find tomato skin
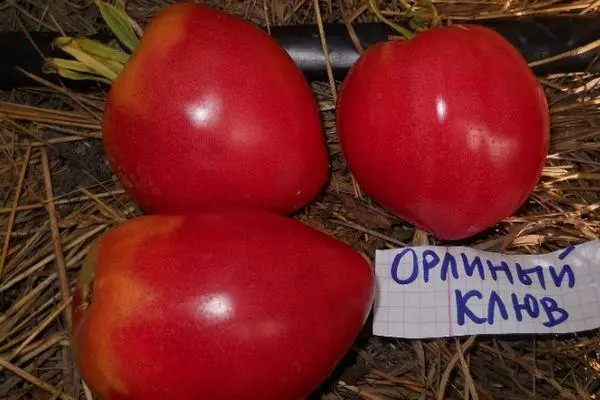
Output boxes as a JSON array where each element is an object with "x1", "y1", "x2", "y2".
[
  {"x1": 71, "y1": 212, "x2": 375, "y2": 400},
  {"x1": 102, "y1": 3, "x2": 329, "y2": 215},
  {"x1": 336, "y1": 25, "x2": 550, "y2": 240}
]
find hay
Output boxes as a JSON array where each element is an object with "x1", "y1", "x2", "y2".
[{"x1": 0, "y1": 0, "x2": 599, "y2": 399}]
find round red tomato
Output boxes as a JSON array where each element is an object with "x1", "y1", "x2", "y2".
[
  {"x1": 336, "y1": 25, "x2": 550, "y2": 240},
  {"x1": 103, "y1": 3, "x2": 328, "y2": 215},
  {"x1": 71, "y1": 211, "x2": 375, "y2": 400}
]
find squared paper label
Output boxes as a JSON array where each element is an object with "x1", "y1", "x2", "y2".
[{"x1": 373, "y1": 240, "x2": 600, "y2": 338}]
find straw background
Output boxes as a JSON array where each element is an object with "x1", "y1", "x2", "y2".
[{"x1": 1, "y1": 0, "x2": 599, "y2": 398}]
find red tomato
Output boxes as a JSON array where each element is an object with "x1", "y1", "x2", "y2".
[
  {"x1": 71, "y1": 211, "x2": 375, "y2": 400},
  {"x1": 103, "y1": 3, "x2": 328, "y2": 215},
  {"x1": 336, "y1": 25, "x2": 550, "y2": 240}
]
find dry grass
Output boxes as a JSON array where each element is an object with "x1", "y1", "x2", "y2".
[{"x1": 1, "y1": 0, "x2": 599, "y2": 399}]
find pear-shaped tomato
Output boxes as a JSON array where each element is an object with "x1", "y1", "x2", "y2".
[
  {"x1": 336, "y1": 25, "x2": 550, "y2": 240},
  {"x1": 102, "y1": 3, "x2": 328, "y2": 215},
  {"x1": 71, "y1": 211, "x2": 374, "y2": 400}
]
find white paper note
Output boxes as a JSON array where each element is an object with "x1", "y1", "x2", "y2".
[{"x1": 372, "y1": 240, "x2": 600, "y2": 338}]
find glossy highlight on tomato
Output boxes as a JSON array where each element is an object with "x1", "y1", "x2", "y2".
[
  {"x1": 71, "y1": 211, "x2": 375, "y2": 400},
  {"x1": 102, "y1": 3, "x2": 329, "y2": 215},
  {"x1": 336, "y1": 25, "x2": 550, "y2": 240}
]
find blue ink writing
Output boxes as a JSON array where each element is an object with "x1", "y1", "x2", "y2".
[
  {"x1": 515, "y1": 264, "x2": 546, "y2": 290},
  {"x1": 441, "y1": 252, "x2": 459, "y2": 281},
  {"x1": 511, "y1": 293, "x2": 540, "y2": 321},
  {"x1": 488, "y1": 290, "x2": 509, "y2": 324},
  {"x1": 386, "y1": 245, "x2": 581, "y2": 330},
  {"x1": 559, "y1": 246, "x2": 575, "y2": 260},
  {"x1": 455, "y1": 290, "x2": 568, "y2": 328},
  {"x1": 461, "y1": 253, "x2": 485, "y2": 280},
  {"x1": 423, "y1": 250, "x2": 440, "y2": 283},
  {"x1": 486, "y1": 260, "x2": 514, "y2": 284},
  {"x1": 455, "y1": 290, "x2": 486, "y2": 325},
  {"x1": 549, "y1": 265, "x2": 575, "y2": 288},
  {"x1": 391, "y1": 248, "x2": 418, "y2": 285},
  {"x1": 540, "y1": 297, "x2": 569, "y2": 327}
]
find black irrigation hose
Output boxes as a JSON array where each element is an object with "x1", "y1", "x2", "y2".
[
  {"x1": 1, "y1": 16, "x2": 600, "y2": 90},
  {"x1": 273, "y1": 17, "x2": 600, "y2": 80}
]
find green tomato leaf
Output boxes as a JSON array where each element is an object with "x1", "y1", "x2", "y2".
[
  {"x1": 74, "y1": 38, "x2": 131, "y2": 65},
  {"x1": 47, "y1": 61, "x2": 113, "y2": 85},
  {"x1": 46, "y1": 58, "x2": 98, "y2": 74},
  {"x1": 94, "y1": 0, "x2": 140, "y2": 53},
  {"x1": 54, "y1": 37, "x2": 119, "y2": 81}
]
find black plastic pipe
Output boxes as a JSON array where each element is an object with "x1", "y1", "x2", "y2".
[
  {"x1": 1, "y1": 16, "x2": 599, "y2": 90},
  {"x1": 273, "y1": 16, "x2": 600, "y2": 80}
]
